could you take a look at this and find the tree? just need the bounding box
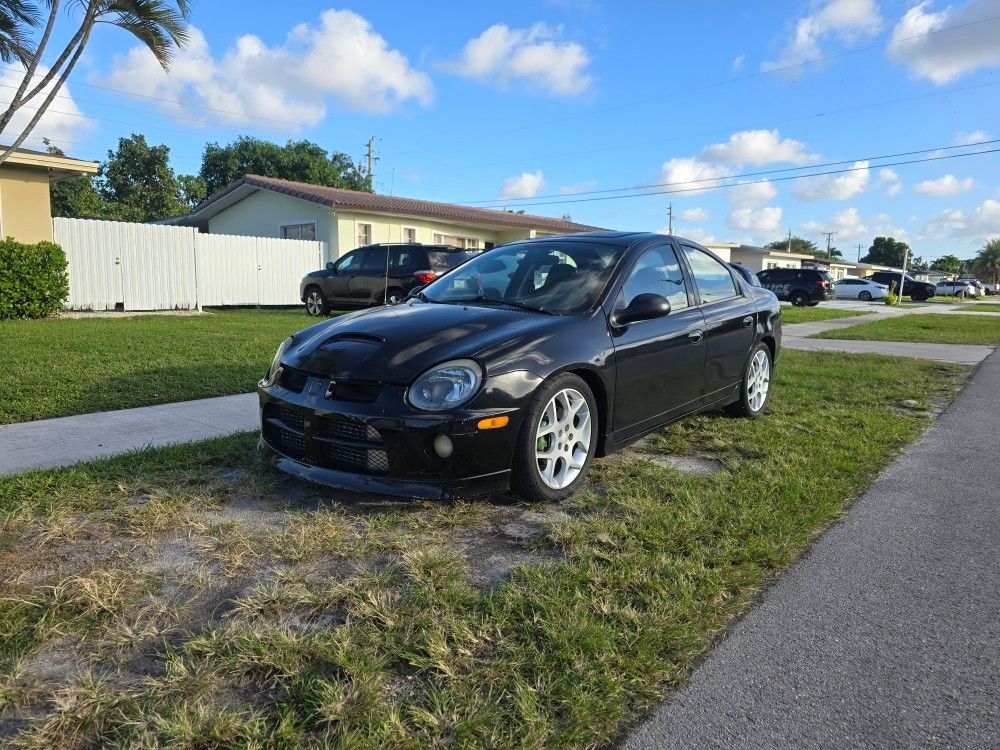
[765,236,818,255]
[0,1,193,166]
[929,254,964,275]
[44,140,102,217]
[198,137,370,196]
[971,237,1000,285]
[98,134,187,222]
[861,236,911,267]
[177,173,207,208]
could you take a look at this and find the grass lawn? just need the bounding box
[780,307,873,324]
[813,313,1000,345]
[957,304,1000,313]
[0,351,967,748]
[0,309,323,425]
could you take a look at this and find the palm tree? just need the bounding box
[0,0,40,65]
[971,237,1000,286]
[0,1,193,164]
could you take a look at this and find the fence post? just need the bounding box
[192,229,203,312]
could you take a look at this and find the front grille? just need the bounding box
[324,443,390,474]
[277,367,309,393]
[317,414,381,443]
[278,406,306,432]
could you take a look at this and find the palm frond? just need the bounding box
[0,0,42,65]
[95,0,192,68]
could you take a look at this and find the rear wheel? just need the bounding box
[790,291,809,307]
[304,286,329,317]
[859,290,872,301]
[910,291,928,302]
[725,343,772,419]
[511,373,597,502]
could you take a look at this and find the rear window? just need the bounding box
[819,271,834,282]
[426,250,480,271]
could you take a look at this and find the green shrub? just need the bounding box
[884,281,899,306]
[0,237,70,319]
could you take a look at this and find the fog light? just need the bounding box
[433,434,453,458]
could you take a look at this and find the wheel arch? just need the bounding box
[565,367,610,456]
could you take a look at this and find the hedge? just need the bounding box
[0,237,70,319]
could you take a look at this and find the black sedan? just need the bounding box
[259,232,781,501]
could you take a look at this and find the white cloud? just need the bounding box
[728,180,778,207]
[887,182,903,196]
[914,174,975,195]
[668,226,716,244]
[763,0,882,71]
[497,170,545,200]
[878,168,902,195]
[0,64,94,148]
[679,207,710,222]
[727,206,783,233]
[732,54,746,71]
[792,160,870,200]
[923,198,1000,238]
[659,157,732,194]
[954,129,992,145]
[801,207,868,240]
[442,23,592,96]
[558,179,598,194]
[698,129,816,165]
[887,0,1000,84]
[93,11,432,129]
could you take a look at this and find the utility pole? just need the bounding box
[857,243,862,262]
[365,136,379,191]
[821,231,836,260]
[667,203,673,235]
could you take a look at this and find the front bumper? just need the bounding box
[258,367,533,499]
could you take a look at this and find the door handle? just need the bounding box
[688,329,704,344]
[742,315,754,327]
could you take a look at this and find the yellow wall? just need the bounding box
[0,165,54,243]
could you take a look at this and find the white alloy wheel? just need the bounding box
[306,289,325,316]
[534,387,592,490]
[747,349,771,413]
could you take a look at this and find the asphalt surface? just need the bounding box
[623,348,1000,750]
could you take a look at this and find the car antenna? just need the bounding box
[385,165,395,304]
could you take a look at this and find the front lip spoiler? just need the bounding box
[258,438,511,500]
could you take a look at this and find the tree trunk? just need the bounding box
[0,0,61,134]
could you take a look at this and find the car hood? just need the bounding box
[283,302,567,383]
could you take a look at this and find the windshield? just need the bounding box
[419,240,625,313]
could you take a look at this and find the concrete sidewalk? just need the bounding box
[623,349,1000,749]
[0,393,258,476]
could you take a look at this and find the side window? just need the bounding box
[334,251,363,273]
[390,247,419,271]
[621,245,689,311]
[362,246,388,272]
[680,246,739,304]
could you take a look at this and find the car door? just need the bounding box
[355,245,389,304]
[611,243,706,436]
[326,250,365,304]
[679,244,757,403]
[758,268,792,300]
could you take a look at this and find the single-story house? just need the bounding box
[162,175,601,260]
[705,243,814,273]
[0,145,98,243]
[801,257,856,280]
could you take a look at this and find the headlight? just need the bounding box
[408,359,483,412]
[262,337,292,386]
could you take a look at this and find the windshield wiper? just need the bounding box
[464,295,555,315]
[413,290,438,303]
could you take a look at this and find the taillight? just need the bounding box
[817,279,828,287]
[414,270,437,285]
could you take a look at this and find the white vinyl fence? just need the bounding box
[55,217,327,311]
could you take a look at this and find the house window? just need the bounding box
[357,222,372,246]
[433,232,478,249]
[280,223,316,241]
[402,227,417,243]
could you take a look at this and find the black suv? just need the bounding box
[756,267,836,306]
[301,243,480,315]
[868,271,936,302]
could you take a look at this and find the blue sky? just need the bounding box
[8,0,1000,259]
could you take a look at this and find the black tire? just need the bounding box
[808,301,820,307]
[910,291,928,302]
[724,342,773,419]
[790,291,809,307]
[859,291,872,301]
[384,287,405,305]
[304,286,330,317]
[510,373,598,503]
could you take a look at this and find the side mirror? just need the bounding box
[612,293,671,327]
[325,261,335,272]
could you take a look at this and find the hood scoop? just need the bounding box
[320,332,384,349]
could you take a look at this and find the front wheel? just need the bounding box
[304,286,330,317]
[859,290,872,301]
[725,343,772,418]
[790,291,809,307]
[511,373,597,502]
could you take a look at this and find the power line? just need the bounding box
[451,146,1000,209]
[464,138,1000,205]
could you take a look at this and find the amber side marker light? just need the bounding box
[477,416,510,430]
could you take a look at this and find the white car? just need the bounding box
[935,280,977,297]
[835,277,888,301]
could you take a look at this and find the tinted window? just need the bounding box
[427,250,479,271]
[391,247,422,271]
[334,251,363,273]
[681,246,739,304]
[622,245,689,310]
[362,246,388,272]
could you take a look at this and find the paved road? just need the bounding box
[0,393,258,475]
[623,349,1000,750]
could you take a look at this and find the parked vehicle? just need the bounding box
[834,276,888,301]
[730,262,760,286]
[300,243,480,315]
[261,232,782,501]
[935,280,977,297]
[957,278,988,297]
[868,271,936,302]
[755,267,836,306]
